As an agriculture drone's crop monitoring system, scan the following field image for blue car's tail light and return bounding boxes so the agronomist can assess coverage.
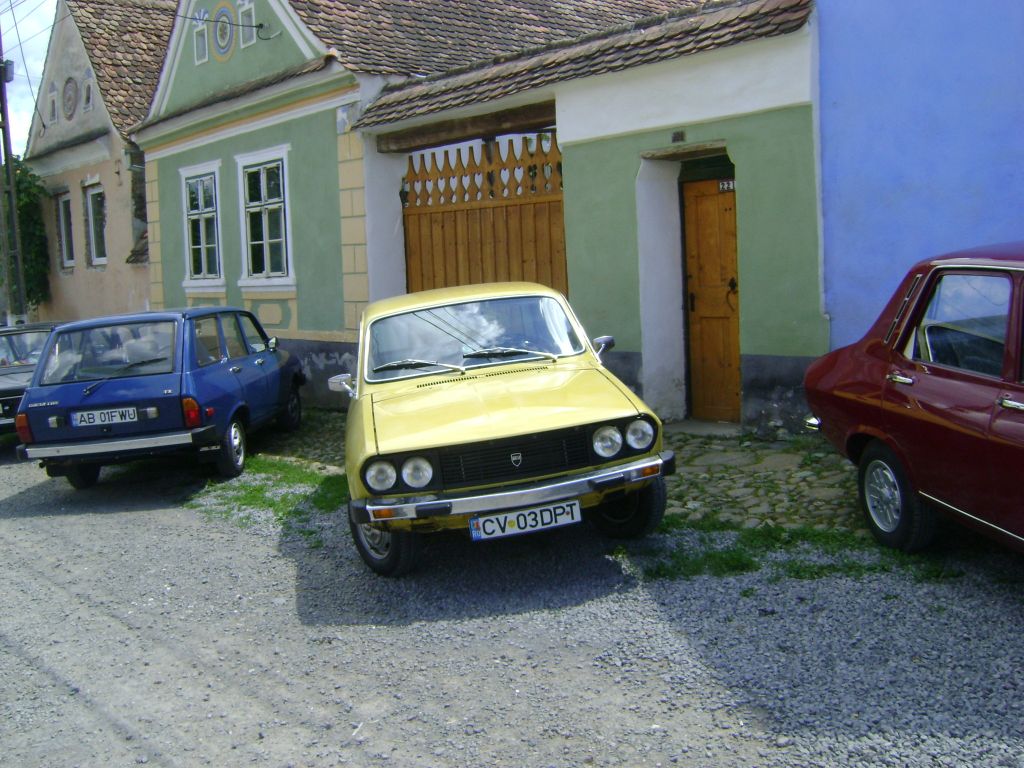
[15,413,32,444]
[182,397,202,428]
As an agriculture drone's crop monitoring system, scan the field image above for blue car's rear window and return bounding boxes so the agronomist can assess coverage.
[40,321,176,385]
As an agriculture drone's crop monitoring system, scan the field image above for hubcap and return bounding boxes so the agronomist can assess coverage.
[357,524,391,560]
[864,459,901,533]
[229,423,244,467]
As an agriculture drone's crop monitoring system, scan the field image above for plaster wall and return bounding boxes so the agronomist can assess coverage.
[156,0,318,117]
[818,0,1024,347]
[26,0,109,157]
[557,27,812,144]
[35,135,150,322]
[361,136,408,303]
[562,107,823,423]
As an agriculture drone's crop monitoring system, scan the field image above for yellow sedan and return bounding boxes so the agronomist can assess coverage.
[329,282,675,576]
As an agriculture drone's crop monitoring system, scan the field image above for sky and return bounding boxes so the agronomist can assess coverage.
[1,0,58,156]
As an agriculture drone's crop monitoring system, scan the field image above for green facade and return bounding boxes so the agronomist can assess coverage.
[562,105,827,358]
[154,107,346,333]
[160,0,315,117]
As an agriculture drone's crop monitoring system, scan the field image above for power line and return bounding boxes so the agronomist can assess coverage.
[6,0,37,106]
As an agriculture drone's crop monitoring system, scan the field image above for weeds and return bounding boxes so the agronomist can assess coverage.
[645,515,970,584]
[190,453,348,547]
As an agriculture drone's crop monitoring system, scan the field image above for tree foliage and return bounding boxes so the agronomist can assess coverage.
[9,157,51,310]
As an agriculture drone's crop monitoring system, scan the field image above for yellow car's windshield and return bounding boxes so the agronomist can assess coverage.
[367,295,584,382]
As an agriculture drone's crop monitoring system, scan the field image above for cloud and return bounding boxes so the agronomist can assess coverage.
[1,0,58,156]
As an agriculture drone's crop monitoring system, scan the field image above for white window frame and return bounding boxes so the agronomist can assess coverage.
[235,145,294,290]
[194,20,209,65]
[56,192,74,268]
[180,160,225,292]
[239,1,257,47]
[83,184,107,266]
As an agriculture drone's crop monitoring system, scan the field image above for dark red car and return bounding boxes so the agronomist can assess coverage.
[804,242,1024,553]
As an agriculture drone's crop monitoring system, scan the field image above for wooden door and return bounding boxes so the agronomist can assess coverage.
[683,179,740,422]
[403,134,567,295]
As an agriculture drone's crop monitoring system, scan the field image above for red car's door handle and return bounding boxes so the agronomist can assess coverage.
[998,396,1024,412]
[886,372,914,385]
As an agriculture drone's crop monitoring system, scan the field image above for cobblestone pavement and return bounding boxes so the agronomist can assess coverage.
[662,422,864,536]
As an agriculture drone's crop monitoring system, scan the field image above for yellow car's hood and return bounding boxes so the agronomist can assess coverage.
[370,364,640,454]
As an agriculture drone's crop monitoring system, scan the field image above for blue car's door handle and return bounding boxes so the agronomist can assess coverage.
[229,365,242,373]
[255,358,265,366]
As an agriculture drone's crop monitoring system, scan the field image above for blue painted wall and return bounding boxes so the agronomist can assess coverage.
[818,0,1024,347]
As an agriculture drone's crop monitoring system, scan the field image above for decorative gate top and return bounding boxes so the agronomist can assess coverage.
[402,134,562,209]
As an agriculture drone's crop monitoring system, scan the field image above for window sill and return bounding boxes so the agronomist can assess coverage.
[182,278,227,294]
[238,277,296,293]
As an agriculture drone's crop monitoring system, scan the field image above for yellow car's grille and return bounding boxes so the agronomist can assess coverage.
[439,428,591,488]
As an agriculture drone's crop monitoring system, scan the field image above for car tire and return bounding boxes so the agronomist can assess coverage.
[278,384,302,432]
[66,464,100,490]
[216,418,247,478]
[349,514,421,577]
[858,441,935,552]
[589,476,667,538]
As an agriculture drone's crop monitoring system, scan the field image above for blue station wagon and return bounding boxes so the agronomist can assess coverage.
[16,307,305,488]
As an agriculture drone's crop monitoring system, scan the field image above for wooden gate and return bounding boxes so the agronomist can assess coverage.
[402,134,567,294]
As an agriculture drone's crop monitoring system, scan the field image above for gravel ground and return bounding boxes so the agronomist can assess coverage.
[2,415,1024,767]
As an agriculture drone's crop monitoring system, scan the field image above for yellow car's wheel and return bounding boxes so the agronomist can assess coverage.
[349,514,421,576]
[589,476,666,538]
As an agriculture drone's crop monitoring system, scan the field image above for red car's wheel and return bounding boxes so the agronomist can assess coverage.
[857,441,934,552]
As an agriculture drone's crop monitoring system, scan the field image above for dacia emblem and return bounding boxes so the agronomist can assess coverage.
[510,452,523,468]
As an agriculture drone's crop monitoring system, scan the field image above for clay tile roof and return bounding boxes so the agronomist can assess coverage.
[66,0,177,136]
[289,0,700,76]
[355,0,813,129]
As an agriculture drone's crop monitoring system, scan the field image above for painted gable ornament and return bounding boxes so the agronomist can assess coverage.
[62,77,79,120]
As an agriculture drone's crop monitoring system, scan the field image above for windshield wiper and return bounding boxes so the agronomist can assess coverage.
[372,358,466,375]
[463,346,558,361]
[82,357,169,396]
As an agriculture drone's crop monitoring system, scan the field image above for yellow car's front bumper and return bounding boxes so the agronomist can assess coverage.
[349,450,675,527]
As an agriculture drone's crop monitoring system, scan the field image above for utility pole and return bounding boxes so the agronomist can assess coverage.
[0,24,26,324]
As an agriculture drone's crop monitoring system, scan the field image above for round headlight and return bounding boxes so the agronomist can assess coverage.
[401,456,434,489]
[364,460,397,492]
[593,425,623,458]
[625,419,655,450]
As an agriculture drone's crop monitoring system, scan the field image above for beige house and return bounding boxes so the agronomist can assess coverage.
[24,0,174,321]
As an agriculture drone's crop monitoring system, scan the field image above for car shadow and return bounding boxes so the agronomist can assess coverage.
[0,435,21,465]
[0,453,210,518]
[280,520,639,627]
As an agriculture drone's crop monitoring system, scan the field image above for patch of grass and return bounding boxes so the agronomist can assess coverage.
[645,542,760,580]
[772,558,892,581]
[645,514,972,585]
[191,453,349,543]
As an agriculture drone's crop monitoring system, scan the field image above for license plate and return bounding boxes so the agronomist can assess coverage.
[71,407,138,427]
[470,499,582,541]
